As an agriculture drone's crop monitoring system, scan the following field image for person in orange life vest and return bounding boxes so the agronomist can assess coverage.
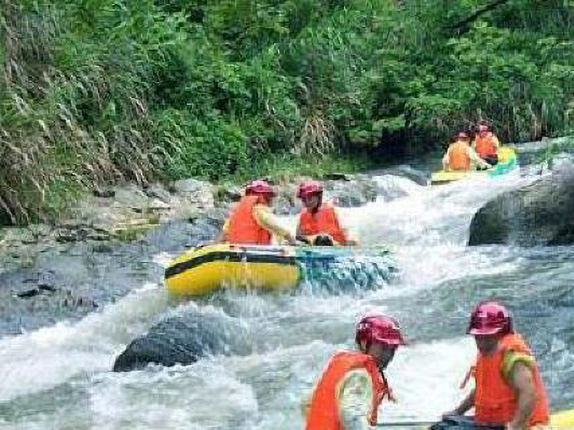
[218,179,297,245]
[296,180,358,246]
[442,132,492,172]
[473,123,500,166]
[305,315,405,430]
[442,301,550,430]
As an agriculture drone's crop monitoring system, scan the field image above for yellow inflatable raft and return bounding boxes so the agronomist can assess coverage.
[165,244,396,298]
[551,408,574,428]
[381,409,574,429]
[431,147,517,185]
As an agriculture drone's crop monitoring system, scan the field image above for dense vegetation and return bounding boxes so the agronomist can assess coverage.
[2,0,574,223]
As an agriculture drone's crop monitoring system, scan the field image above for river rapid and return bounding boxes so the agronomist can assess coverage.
[0,166,573,430]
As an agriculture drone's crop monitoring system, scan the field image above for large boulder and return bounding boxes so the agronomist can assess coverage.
[508,136,574,167]
[112,312,250,372]
[469,154,574,246]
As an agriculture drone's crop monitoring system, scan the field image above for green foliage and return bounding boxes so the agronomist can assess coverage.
[2,0,574,223]
[153,110,250,180]
[227,152,375,185]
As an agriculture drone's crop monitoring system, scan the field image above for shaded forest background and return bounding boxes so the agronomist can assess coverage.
[2,0,574,223]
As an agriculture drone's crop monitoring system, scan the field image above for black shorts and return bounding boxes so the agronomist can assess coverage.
[482,154,498,166]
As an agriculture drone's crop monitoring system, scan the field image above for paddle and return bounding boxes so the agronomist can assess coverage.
[377,416,505,429]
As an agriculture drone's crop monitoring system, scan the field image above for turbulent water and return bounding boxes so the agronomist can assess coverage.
[1,167,573,430]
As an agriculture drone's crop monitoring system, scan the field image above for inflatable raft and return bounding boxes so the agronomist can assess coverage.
[379,409,574,429]
[551,408,574,428]
[431,147,517,185]
[164,244,395,297]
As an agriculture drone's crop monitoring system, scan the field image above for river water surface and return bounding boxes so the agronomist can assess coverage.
[0,166,573,430]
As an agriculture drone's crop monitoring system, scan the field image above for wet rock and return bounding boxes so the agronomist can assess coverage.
[113,312,250,372]
[14,284,98,309]
[215,184,242,204]
[322,173,351,181]
[0,274,100,335]
[172,178,214,208]
[54,224,111,242]
[113,184,150,212]
[93,187,115,198]
[56,182,181,243]
[144,183,172,204]
[147,198,170,211]
[324,175,378,207]
[0,208,13,227]
[370,164,430,186]
[172,178,209,194]
[124,211,223,256]
[0,224,51,246]
[273,182,300,215]
[510,137,574,167]
[469,153,574,246]
[16,284,57,298]
[0,210,225,335]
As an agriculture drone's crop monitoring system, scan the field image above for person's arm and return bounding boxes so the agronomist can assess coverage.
[468,147,492,169]
[444,388,475,417]
[215,220,229,243]
[503,353,537,430]
[253,205,297,245]
[507,363,536,429]
[442,147,451,170]
[338,369,373,430]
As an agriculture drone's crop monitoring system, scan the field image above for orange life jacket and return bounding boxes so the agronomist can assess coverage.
[306,352,389,430]
[449,141,471,171]
[299,204,347,245]
[226,195,272,245]
[475,133,497,158]
[474,333,550,427]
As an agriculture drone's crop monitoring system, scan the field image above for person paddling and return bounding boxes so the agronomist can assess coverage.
[218,179,297,245]
[473,123,500,166]
[442,132,492,172]
[296,180,358,246]
[305,315,405,430]
[440,301,550,430]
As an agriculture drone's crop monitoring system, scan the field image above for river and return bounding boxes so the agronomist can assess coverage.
[0,165,572,429]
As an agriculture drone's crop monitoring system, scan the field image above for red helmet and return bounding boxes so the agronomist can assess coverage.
[467,301,513,336]
[356,315,406,348]
[457,132,470,140]
[245,180,275,196]
[297,180,323,199]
